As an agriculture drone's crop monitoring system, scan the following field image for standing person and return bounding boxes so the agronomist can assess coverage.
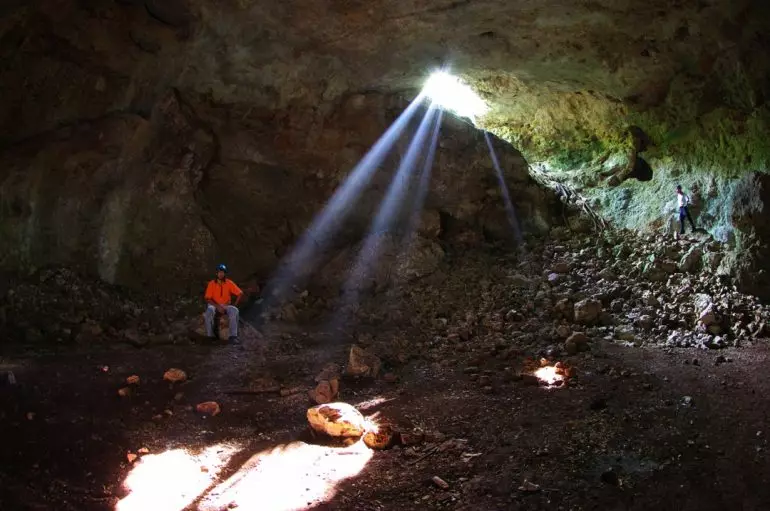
[204,263,243,344]
[676,184,696,236]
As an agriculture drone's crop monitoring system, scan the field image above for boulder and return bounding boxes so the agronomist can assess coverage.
[679,247,704,273]
[565,332,589,354]
[307,403,367,438]
[308,378,339,405]
[346,346,382,378]
[574,299,602,324]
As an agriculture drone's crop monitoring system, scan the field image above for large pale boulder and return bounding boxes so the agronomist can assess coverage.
[307,403,367,438]
[346,346,382,378]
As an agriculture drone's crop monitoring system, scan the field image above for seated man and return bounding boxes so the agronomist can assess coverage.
[204,263,243,344]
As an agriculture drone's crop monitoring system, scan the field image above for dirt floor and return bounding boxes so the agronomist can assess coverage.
[2,244,770,511]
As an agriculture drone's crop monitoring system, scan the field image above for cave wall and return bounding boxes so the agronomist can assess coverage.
[4,0,770,295]
[0,88,560,293]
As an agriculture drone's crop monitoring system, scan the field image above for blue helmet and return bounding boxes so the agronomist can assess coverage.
[216,263,228,273]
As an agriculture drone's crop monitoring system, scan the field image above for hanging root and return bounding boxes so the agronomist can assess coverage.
[528,164,607,233]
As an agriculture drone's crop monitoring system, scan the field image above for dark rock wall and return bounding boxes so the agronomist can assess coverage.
[0,87,560,292]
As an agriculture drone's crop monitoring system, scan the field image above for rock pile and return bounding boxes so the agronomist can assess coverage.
[0,267,201,346]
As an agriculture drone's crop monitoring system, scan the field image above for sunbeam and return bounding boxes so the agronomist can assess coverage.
[257,92,428,316]
[334,103,440,317]
[484,131,523,244]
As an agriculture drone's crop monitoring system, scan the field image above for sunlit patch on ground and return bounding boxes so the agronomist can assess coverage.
[354,396,395,411]
[115,442,241,511]
[535,365,565,386]
[198,440,373,511]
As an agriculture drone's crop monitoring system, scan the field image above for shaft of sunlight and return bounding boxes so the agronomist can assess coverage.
[484,131,523,244]
[404,108,444,243]
[334,103,439,317]
[257,92,428,314]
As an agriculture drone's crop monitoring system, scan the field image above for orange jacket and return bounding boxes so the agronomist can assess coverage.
[205,278,243,305]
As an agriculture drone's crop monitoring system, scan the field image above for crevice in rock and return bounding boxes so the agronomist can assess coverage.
[628,156,653,182]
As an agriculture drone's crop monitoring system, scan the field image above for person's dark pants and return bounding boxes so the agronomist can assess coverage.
[679,206,695,234]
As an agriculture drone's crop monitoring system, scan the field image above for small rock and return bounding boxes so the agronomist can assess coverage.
[127,453,138,463]
[126,375,140,385]
[196,401,221,416]
[432,476,450,490]
[163,368,187,383]
[309,379,339,405]
[518,480,540,492]
[346,346,382,378]
[117,387,132,398]
[363,424,396,450]
[552,262,570,274]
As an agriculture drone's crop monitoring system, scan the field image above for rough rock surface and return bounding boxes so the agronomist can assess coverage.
[2,1,770,294]
[307,403,368,438]
[0,89,558,292]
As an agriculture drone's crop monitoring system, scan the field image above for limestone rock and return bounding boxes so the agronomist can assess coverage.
[574,299,602,325]
[195,401,221,416]
[163,368,187,383]
[309,379,339,405]
[346,346,382,378]
[307,403,367,438]
[679,247,704,273]
[363,425,397,450]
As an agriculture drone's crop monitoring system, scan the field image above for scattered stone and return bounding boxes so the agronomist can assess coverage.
[518,480,540,492]
[117,387,132,398]
[363,424,396,450]
[565,332,589,354]
[307,403,367,438]
[309,378,339,405]
[552,262,570,274]
[127,453,138,463]
[196,401,221,416]
[432,476,450,490]
[574,299,602,324]
[163,368,187,383]
[346,346,382,378]
[126,375,140,385]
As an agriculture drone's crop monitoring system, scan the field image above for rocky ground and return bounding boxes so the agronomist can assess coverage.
[1,227,770,510]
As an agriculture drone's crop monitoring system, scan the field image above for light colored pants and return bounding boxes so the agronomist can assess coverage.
[204,305,239,338]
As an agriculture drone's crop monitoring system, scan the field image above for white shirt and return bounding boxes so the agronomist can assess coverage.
[677,193,690,208]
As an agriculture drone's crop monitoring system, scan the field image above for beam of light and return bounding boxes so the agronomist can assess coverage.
[402,108,443,246]
[254,92,428,317]
[115,443,241,511]
[197,441,373,511]
[422,71,488,122]
[484,131,523,244]
[335,103,439,315]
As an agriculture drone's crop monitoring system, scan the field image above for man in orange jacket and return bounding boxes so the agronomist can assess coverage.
[204,263,243,343]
